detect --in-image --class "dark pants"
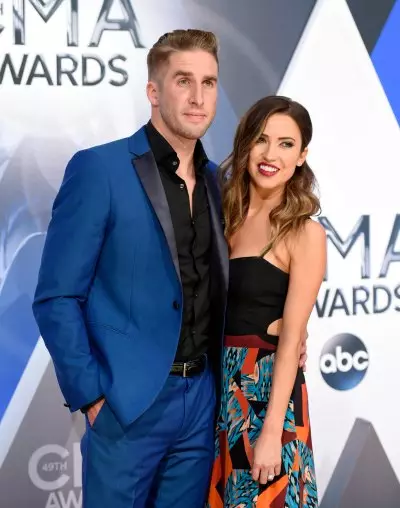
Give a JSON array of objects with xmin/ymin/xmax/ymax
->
[{"xmin": 81, "ymin": 361, "xmax": 216, "ymax": 507}]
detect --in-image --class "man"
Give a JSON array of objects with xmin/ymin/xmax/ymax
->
[
  {"xmin": 34, "ymin": 29, "xmax": 225, "ymax": 508},
  {"xmin": 33, "ymin": 29, "xmax": 306, "ymax": 507}
]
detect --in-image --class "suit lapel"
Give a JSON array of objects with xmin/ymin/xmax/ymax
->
[
  {"xmin": 204, "ymin": 164, "xmax": 229, "ymax": 293},
  {"xmin": 128, "ymin": 127, "xmax": 229, "ymax": 290},
  {"xmin": 129, "ymin": 128, "xmax": 181, "ymax": 284}
]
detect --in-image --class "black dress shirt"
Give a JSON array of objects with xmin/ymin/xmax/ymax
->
[{"xmin": 145, "ymin": 121, "xmax": 212, "ymax": 362}]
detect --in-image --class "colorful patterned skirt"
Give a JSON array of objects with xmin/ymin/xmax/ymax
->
[{"xmin": 207, "ymin": 335, "xmax": 318, "ymax": 507}]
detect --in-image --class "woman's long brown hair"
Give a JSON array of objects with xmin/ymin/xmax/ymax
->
[{"xmin": 221, "ymin": 96, "xmax": 320, "ymax": 255}]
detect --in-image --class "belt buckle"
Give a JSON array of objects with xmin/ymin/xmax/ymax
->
[{"xmin": 183, "ymin": 362, "xmax": 188, "ymax": 378}]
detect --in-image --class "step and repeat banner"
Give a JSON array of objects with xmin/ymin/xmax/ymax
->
[{"xmin": 0, "ymin": 1, "xmax": 399, "ymax": 507}]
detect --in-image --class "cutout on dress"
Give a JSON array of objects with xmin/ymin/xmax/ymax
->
[{"xmin": 267, "ymin": 319, "xmax": 283, "ymax": 337}]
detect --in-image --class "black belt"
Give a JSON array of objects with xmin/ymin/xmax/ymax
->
[{"xmin": 170, "ymin": 354, "xmax": 207, "ymax": 377}]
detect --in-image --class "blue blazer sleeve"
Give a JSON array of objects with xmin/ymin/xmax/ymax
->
[{"xmin": 33, "ymin": 149, "xmax": 110, "ymax": 412}]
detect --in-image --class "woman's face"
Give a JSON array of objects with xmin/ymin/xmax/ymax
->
[{"xmin": 247, "ymin": 113, "xmax": 308, "ymax": 196}]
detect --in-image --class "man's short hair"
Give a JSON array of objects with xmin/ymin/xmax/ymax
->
[{"xmin": 147, "ymin": 29, "xmax": 219, "ymax": 80}]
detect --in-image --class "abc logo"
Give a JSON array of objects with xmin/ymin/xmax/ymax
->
[{"xmin": 320, "ymin": 333, "xmax": 369, "ymax": 390}]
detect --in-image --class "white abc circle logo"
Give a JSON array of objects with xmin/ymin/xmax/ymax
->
[
  {"xmin": 320, "ymin": 334, "xmax": 369, "ymax": 390},
  {"xmin": 320, "ymin": 346, "xmax": 369, "ymax": 374}
]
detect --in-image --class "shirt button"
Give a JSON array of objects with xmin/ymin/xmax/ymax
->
[
  {"xmin": 172, "ymin": 160, "xmax": 178, "ymax": 166},
  {"xmin": 173, "ymin": 301, "xmax": 180, "ymax": 310},
  {"xmin": 191, "ymin": 330, "xmax": 195, "ymax": 335},
  {"xmin": 194, "ymin": 293, "xmax": 198, "ymax": 298},
  {"xmin": 179, "ymin": 183, "xmax": 185, "ymax": 190}
]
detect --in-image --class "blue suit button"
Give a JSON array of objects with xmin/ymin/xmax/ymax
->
[{"xmin": 173, "ymin": 301, "xmax": 180, "ymax": 310}]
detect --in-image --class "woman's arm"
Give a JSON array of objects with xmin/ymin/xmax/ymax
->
[
  {"xmin": 252, "ymin": 219, "xmax": 326, "ymax": 483},
  {"xmin": 264, "ymin": 220, "xmax": 326, "ymax": 432}
]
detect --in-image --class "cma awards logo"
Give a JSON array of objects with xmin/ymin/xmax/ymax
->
[
  {"xmin": 0, "ymin": 0, "xmax": 144, "ymax": 87},
  {"xmin": 29, "ymin": 443, "xmax": 82, "ymax": 508},
  {"xmin": 320, "ymin": 333, "xmax": 369, "ymax": 390},
  {"xmin": 316, "ymin": 214, "xmax": 400, "ymax": 318}
]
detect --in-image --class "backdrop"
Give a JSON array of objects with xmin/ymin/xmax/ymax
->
[{"xmin": 0, "ymin": 1, "xmax": 399, "ymax": 507}]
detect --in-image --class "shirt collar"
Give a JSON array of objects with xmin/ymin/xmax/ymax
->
[{"xmin": 145, "ymin": 120, "xmax": 209, "ymax": 174}]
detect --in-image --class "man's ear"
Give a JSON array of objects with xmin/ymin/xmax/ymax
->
[{"xmin": 146, "ymin": 80, "xmax": 160, "ymax": 107}]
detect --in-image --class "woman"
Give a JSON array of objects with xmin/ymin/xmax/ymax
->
[{"xmin": 208, "ymin": 96, "xmax": 326, "ymax": 507}]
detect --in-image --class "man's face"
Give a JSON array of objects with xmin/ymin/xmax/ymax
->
[{"xmin": 148, "ymin": 50, "xmax": 218, "ymax": 140}]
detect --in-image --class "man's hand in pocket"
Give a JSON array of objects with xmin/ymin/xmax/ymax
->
[{"xmin": 87, "ymin": 398, "xmax": 105, "ymax": 426}]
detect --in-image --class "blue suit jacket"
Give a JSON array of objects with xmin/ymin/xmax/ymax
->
[{"xmin": 33, "ymin": 126, "xmax": 228, "ymax": 428}]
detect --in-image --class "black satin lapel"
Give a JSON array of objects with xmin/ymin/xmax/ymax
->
[
  {"xmin": 204, "ymin": 170, "xmax": 229, "ymax": 292},
  {"xmin": 133, "ymin": 152, "xmax": 181, "ymax": 284}
]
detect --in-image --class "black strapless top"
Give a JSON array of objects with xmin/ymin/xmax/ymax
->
[{"xmin": 224, "ymin": 257, "xmax": 289, "ymax": 341}]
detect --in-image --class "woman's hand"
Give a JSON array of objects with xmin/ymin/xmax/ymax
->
[{"xmin": 251, "ymin": 430, "xmax": 282, "ymax": 484}]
